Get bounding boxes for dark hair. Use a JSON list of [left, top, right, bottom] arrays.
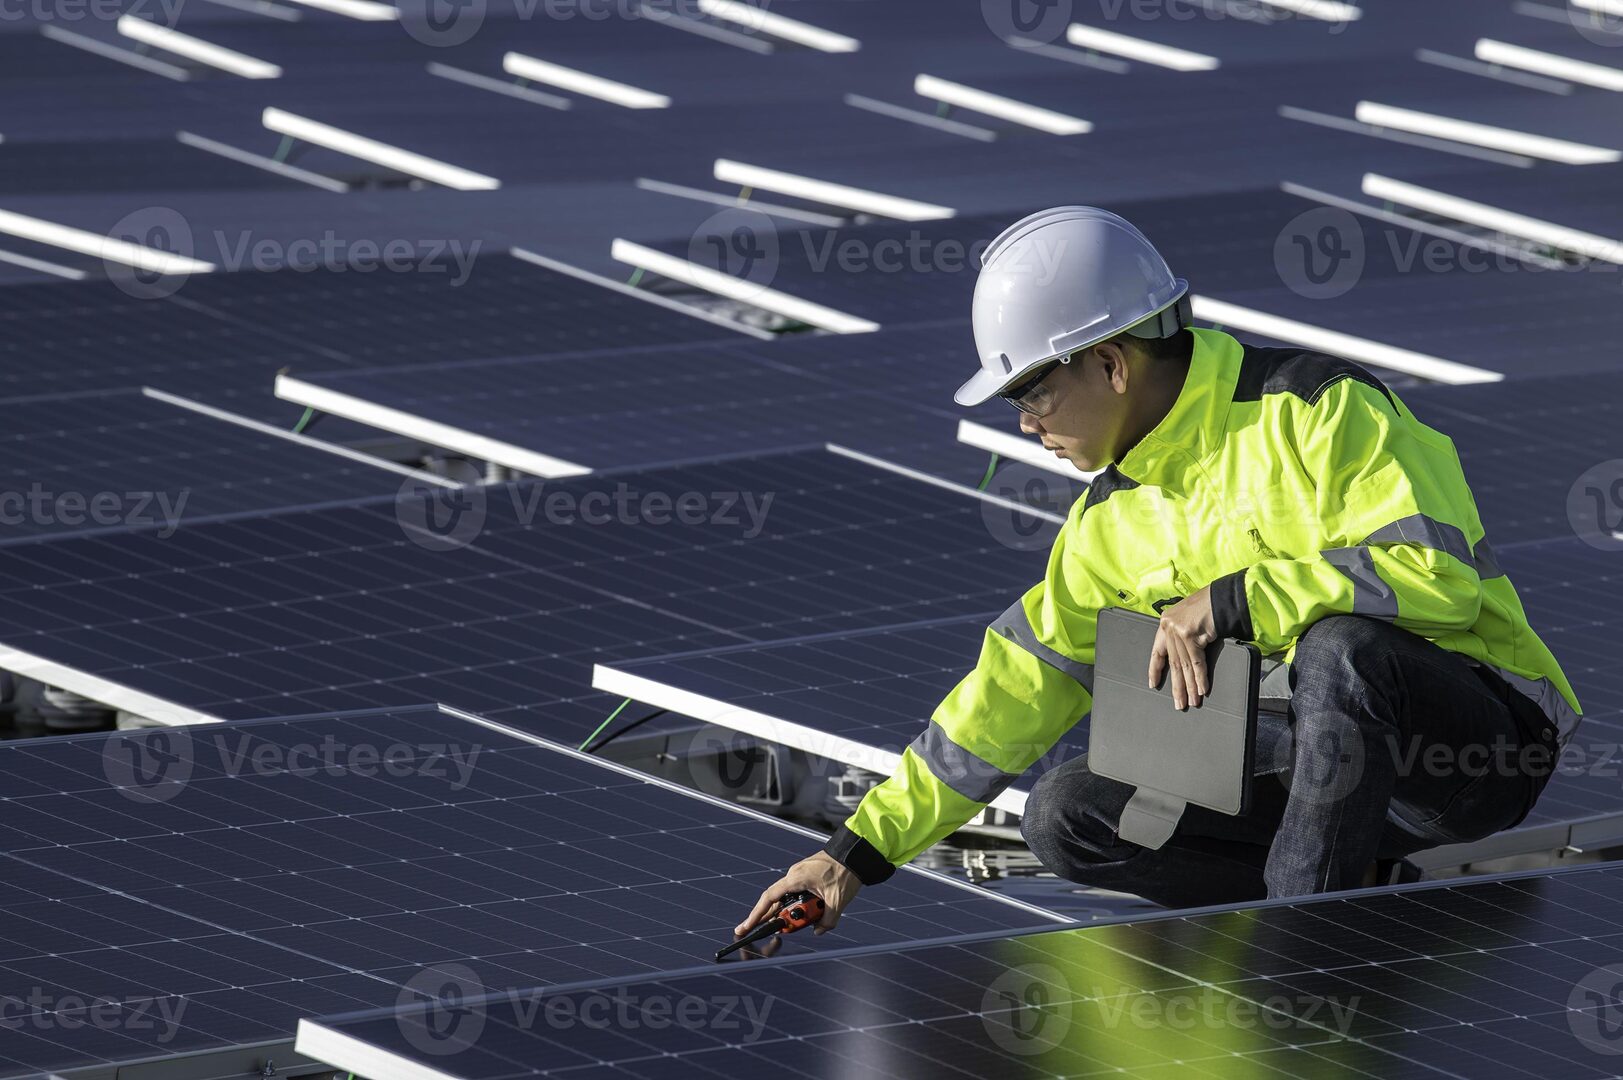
[[1132, 328, 1193, 365]]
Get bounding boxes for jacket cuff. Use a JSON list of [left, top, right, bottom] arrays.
[[1210, 568, 1254, 643], [824, 824, 897, 886]]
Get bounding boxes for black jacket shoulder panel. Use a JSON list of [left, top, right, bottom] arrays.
[[1231, 344, 1395, 410]]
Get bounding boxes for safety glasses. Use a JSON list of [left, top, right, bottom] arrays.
[[999, 357, 1067, 417]]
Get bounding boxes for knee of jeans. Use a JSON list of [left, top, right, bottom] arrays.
[[1291, 615, 1387, 690], [1020, 757, 1131, 865]]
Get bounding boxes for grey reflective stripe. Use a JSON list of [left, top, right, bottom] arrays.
[[908, 720, 1019, 805], [989, 599, 1095, 689], [1482, 662, 1583, 751], [1365, 513, 1473, 567], [1323, 546, 1399, 619], [1364, 513, 1504, 580]]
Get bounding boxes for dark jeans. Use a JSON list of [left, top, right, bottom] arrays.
[[1022, 615, 1559, 906]]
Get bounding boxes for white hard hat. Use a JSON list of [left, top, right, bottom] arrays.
[[957, 206, 1191, 407]]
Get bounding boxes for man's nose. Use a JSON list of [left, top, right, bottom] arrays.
[[1018, 411, 1044, 436]]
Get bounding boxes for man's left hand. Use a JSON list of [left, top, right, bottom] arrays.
[[1148, 586, 1217, 710]]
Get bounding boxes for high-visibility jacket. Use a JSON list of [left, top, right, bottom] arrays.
[[826, 327, 1582, 885]]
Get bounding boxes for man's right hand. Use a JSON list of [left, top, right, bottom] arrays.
[[735, 851, 860, 938]]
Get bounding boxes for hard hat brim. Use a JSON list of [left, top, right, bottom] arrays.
[[954, 364, 1026, 408]]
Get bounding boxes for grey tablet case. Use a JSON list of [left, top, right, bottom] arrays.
[[1088, 607, 1261, 850]]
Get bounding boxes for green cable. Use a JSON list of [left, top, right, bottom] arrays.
[[976, 452, 1001, 492], [626, 267, 645, 288], [579, 698, 631, 751], [292, 406, 315, 434]]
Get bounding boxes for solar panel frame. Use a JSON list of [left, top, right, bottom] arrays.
[[0, 702, 1065, 1080], [297, 859, 1623, 1080]]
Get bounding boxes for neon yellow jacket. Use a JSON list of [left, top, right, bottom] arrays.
[[825, 328, 1582, 885]]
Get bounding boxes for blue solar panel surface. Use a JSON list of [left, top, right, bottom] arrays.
[[301, 861, 1623, 1079], [0, 450, 1047, 723], [0, 256, 735, 408], [649, 189, 1623, 377], [280, 323, 1011, 477], [0, 705, 1058, 1078], [604, 613, 1088, 784], [0, 388, 411, 542]]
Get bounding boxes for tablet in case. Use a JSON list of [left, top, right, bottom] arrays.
[[1087, 606, 1262, 850]]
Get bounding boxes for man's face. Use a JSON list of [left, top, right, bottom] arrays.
[[1015, 344, 1134, 472]]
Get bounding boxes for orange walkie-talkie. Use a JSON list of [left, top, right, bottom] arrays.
[[716, 891, 826, 961]]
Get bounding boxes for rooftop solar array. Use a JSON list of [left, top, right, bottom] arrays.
[[302, 860, 1623, 1079], [1, 0, 1619, 1075], [0, 387, 427, 542], [0, 449, 1049, 725], [0, 704, 1059, 1078], [272, 324, 1019, 481]]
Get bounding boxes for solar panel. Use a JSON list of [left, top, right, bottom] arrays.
[[298, 860, 1623, 1079], [646, 188, 1623, 379], [594, 614, 1087, 818], [0, 449, 1048, 726], [0, 703, 1061, 1078], [592, 530, 1621, 862], [0, 387, 421, 543], [0, 137, 309, 196], [274, 323, 1011, 481], [0, 255, 735, 410]]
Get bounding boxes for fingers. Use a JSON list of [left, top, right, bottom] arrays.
[[736, 882, 785, 938], [1157, 620, 1209, 710], [1148, 628, 1167, 690], [814, 905, 841, 935]]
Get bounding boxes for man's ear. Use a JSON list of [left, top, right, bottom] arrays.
[[1096, 341, 1132, 394]]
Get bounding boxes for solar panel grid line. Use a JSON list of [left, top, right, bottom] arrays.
[[0, 706, 1063, 1077], [299, 862, 1623, 1080], [442, 703, 1068, 925], [0, 450, 1052, 721]]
